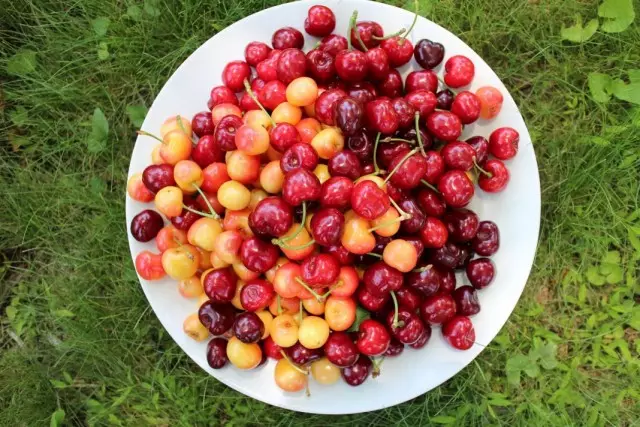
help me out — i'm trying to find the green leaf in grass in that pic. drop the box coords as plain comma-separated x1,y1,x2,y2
598,0,635,33
561,15,598,42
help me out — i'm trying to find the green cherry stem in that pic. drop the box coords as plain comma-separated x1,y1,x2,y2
411,264,433,273
371,28,406,41
298,299,303,325
365,252,383,259
367,212,410,233
371,356,385,378
279,350,309,375
273,202,306,245
192,183,220,219
414,112,427,156
243,79,276,128
295,277,326,302
181,203,217,219
382,137,415,145
474,159,493,177
373,132,383,175
347,11,358,51
277,238,316,252
399,0,419,43
383,148,419,185
421,179,439,193
276,294,283,315
389,196,411,219
136,130,163,143
390,290,405,329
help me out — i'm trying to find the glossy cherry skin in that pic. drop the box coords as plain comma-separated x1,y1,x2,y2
208,86,238,110
304,5,336,36
272,27,304,50
395,286,423,312
192,135,224,168
438,170,474,208
263,336,283,360
365,47,390,80
466,258,495,289
398,197,426,234
420,217,448,249
466,136,489,164
377,69,404,98
222,61,251,92
381,36,413,67
258,80,287,110
342,355,372,386
324,244,355,266
363,261,404,297
203,267,237,303
192,111,215,137
171,199,202,231
286,342,323,365
443,209,479,242
270,123,300,153
280,142,319,174
377,141,410,169
328,150,362,180
479,159,510,193
206,338,228,369
489,127,519,160
409,325,432,349
427,111,462,141
436,89,454,110
406,70,438,93
335,50,368,83
452,286,480,316
391,98,416,129
310,208,345,246
430,242,464,271
444,55,475,88
443,316,475,350
405,90,437,120
240,237,279,273
402,236,425,259
320,176,353,209
249,196,293,238
256,52,280,82
347,82,378,105
277,48,307,84
384,338,404,356
441,141,476,171
319,34,348,56
214,115,243,151
334,97,364,136
240,279,275,312
244,41,271,66
357,286,390,312
423,150,446,185
439,268,457,294
420,294,456,325
301,253,341,286
282,168,322,206
306,49,336,82
315,88,347,126
417,189,446,217
324,331,359,367
372,235,392,255
351,180,390,220
388,152,428,190
405,265,440,297
365,98,399,135
414,39,445,69
451,91,481,124
472,221,500,256
198,301,235,335
142,164,175,194
387,308,425,344
351,21,384,51
356,319,390,356
233,312,265,343
131,210,164,242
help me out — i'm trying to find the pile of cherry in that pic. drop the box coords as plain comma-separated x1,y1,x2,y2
128,4,519,393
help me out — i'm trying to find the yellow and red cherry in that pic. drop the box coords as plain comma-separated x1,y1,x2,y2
324,295,356,331
135,250,166,280
183,313,209,341
162,244,200,280
155,224,187,252
270,313,299,348
160,115,192,137
310,127,344,160
382,239,418,273
211,103,242,127
226,336,262,369
274,358,308,392
476,86,503,119
154,186,183,217
127,173,154,202
173,160,203,194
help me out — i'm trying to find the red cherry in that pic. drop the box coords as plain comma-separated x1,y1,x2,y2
452,286,480,316
258,80,287,110
436,89,455,110
335,50,368,82
319,34,348,56
395,286,424,311
438,170,474,208
442,316,475,350
356,319,390,356
466,258,495,289
391,98,416,129
214,114,243,151
351,180,390,220
208,86,238,110
405,90,437,120
408,326,432,349
387,152,428,189
380,37,413,67
363,261,403,297
479,159,510,192
324,244,355,266
310,208,345,247
206,338,228,368
357,286,390,312
131,210,163,242
272,27,304,50
269,123,300,153
328,150,362,180
301,253,340,286
365,98,399,135
472,221,500,256
384,338,404,356
192,111,215,137
347,82,378,105
286,342,323,365
256,54,280,82
342,355,372,386
350,21,383,51
386,308,425,344
277,48,307,84
377,69,404,98
365,47,390,80
191,134,224,168
264,336,283,360
441,141,476,171
304,5,336,37
320,176,354,209
377,141,410,168
282,168,322,206
398,197,426,234
444,55,475,88
244,41,272,66
443,209,479,242
489,127,519,160
248,196,294,238
222,61,251,93
466,136,489,164
240,237,279,274
334,98,364,137
417,189,446,216
420,294,456,325
306,49,336,82
171,199,202,231
405,70,438,93
203,267,237,303
420,217,449,248
405,265,440,297
324,331,359,367
414,39,445,69
427,111,462,141
281,142,319,174
402,236,425,259
430,243,464,272
239,91,259,111
451,91,481,124
315,88,347,126
240,279,276,312
422,150,445,184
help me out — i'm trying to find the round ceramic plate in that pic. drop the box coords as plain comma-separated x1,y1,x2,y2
126,0,540,415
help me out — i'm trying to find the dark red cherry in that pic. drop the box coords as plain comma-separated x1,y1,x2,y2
363,261,404,297
377,69,404,98
472,221,500,256
443,209,479,242
444,55,475,88
427,111,462,141
286,342,323,365
319,34,348,56
335,50,368,82
142,164,175,194
365,98,399,135
351,180,390,220
282,168,322,206
206,338,228,369
442,316,475,350
257,80,287,110
372,235,392,254
269,123,300,153
351,21,384,51
203,267,237,303
301,253,340,286
377,141,410,169
320,176,353,209
414,39,445,69
315,88,347,126
398,197,426,234
240,279,275,312
277,48,307,84
365,47,390,80
479,159,510,193
263,336,283,360
430,242,463,270
198,301,235,335
208,85,238,110
328,150,362,180
272,27,304,50
380,36,413,67
248,196,294,238
405,90,437,120
342,355,372,386
214,114,243,151
456,243,474,269
420,216,448,249
420,294,456,325
451,91,481,124
384,338,404,356
280,142,319,174
452,286,480,316
417,189,446,217
438,170,474,208
423,150,445,185
304,5,336,37
438,268,456,295
384,179,405,205
334,97,364,137
387,308,425,344
466,258,495,289
306,49,336,82
391,97,416,129
192,134,224,168
346,131,374,161
387,151,428,190
395,286,424,311
489,127,519,160
356,319,390,356
240,237,279,274
171,199,202,231
192,111,215,137
405,70,438,93
405,265,440,297
402,235,425,258
347,82,378,105
324,331,359,367
244,41,272,66
408,325,432,349
436,89,455,110
357,286,390,312
310,208,345,246
402,125,433,150
361,162,375,175
324,244,355,266
131,209,164,242
222,60,251,92
233,312,265,343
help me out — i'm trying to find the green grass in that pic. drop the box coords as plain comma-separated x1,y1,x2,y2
1,0,639,425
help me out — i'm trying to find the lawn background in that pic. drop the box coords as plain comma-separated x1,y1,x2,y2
1,0,638,425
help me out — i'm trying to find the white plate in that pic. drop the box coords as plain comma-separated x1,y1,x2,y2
126,0,540,415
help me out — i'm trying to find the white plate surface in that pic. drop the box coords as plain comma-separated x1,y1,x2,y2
126,0,540,414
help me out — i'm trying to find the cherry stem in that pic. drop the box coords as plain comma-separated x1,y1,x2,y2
353,17,368,51
365,252,382,259
298,299,303,325
273,202,306,245
371,356,385,378
192,184,220,219
412,264,433,273
400,0,419,41
136,130,163,143
371,28,406,41
176,114,189,135
414,112,427,156
243,79,276,127
367,213,410,233
279,350,309,375
181,203,217,219
382,137,414,144
474,159,492,177
277,238,316,252
420,179,439,193
389,196,410,218
373,132,382,175
390,290,403,329
383,148,419,185
347,10,358,51
295,277,325,302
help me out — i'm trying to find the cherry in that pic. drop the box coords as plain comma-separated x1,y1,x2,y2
342,355,372,386
192,135,224,168
356,319,390,356
222,61,251,92
365,47,390,80
451,91,481,124
387,151,427,189
430,242,464,270
335,50,368,82
272,27,304,50
277,48,307,84
264,336,283,360
381,36,414,67
406,70,438,93
377,141,410,169
391,98,416,129
442,316,475,350
315,88,347,126
240,279,275,312
372,234,392,254
384,338,404,356
244,41,271,66
257,80,287,110
171,199,203,231
206,338,228,369
420,294,456,325
256,53,280,82
472,221,500,256
240,237,279,273
417,189,446,217
420,216,448,249
414,39,444,69
457,243,474,269
436,89,454,110
319,34,348,56
208,86,238,109
398,197,426,234
422,150,445,185
304,5,336,37
361,162,375,175
334,97,364,136
323,331,358,367
489,127,519,160
479,159,510,192
320,176,354,209
357,286,389,312
310,208,344,246
377,69,404,98
402,236,425,259
302,253,341,287
466,136,489,164
439,268,457,295
248,196,293,238
328,150,362,180
280,142,319,174
347,82,378,105
269,123,300,153
306,49,336,82
203,267,237,303
385,181,406,204
282,168,322,206
405,265,440,297
405,90,437,120
131,209,164,242
443,209,479,242
427,111,462,141
466,258,495,289
350,21,383,51
408,325,432,349
285,342,323,365
198,301,235,335
214,115,243,151
233,312,265,344
351,180,390,220
452,286,480,316
365,98,399,135
438,170,474,208
324,244,355,266
395,286,423,311
444,55,475,88
192,111,215,137
142,164,175,193
363,261,404,297
387,308,425,344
